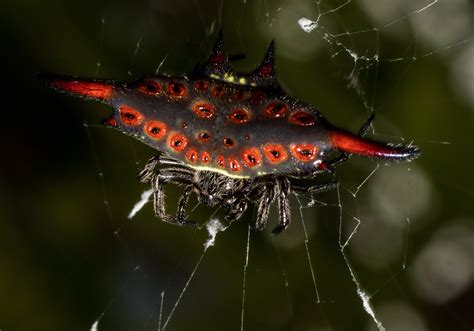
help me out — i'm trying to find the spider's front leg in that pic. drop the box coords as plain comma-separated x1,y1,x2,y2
138,154,196,227
150,174,172,223
158,168,198,227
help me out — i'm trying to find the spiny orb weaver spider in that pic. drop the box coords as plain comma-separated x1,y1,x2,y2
41,30,420,234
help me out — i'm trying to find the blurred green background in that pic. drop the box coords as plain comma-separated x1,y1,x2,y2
1,0,473,330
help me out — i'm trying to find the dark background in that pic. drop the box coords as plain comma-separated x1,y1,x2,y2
1,0,473,330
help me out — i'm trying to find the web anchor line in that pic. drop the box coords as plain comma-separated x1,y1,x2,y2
336,184,386,331
240,225,251,331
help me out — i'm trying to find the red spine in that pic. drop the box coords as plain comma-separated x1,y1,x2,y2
330,131,420,161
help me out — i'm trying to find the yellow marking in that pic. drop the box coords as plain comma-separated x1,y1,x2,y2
187,164,250,179
208,73,250,86
224,74,235,82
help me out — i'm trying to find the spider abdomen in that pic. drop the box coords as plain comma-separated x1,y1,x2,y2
106,77,334,178
44,72,418,178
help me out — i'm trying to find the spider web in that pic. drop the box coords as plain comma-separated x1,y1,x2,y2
62,1,472,330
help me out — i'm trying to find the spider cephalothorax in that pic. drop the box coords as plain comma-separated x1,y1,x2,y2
41,30,420,234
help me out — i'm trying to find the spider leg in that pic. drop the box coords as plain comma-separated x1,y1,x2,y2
253,179,276,231
140,154,197,227
159,167,195,183
174,184,197,227
138,153,188,183
150,173,174,223
292,181,337,194
255,190,273,231
358,111,375,137
271,177,291,235
138,155,161,183
224,195,248,222
157,168,197,227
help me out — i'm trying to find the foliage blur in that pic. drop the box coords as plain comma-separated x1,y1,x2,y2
1,0,472,330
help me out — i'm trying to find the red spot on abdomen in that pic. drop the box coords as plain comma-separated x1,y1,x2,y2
197,131,211,143
262,144,288,164
228,108,250,124
264,102,288,118
291,144,319,162
194,80,209,91
192,101,216,119
201,152,211,164
211,86,225,98
228,157,241,172
223,137,235,148
186,148,199,163
138,80,161,95
168,133,188,151
119,106,143,126
103,116,117,127
167,81,187,98
242,148,262,168
217,156,226,168
289,111,316,126
145,121,167,140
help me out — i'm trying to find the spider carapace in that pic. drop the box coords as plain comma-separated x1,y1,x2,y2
41,31,420,234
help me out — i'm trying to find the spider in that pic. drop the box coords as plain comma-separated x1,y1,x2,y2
41,30,420,234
